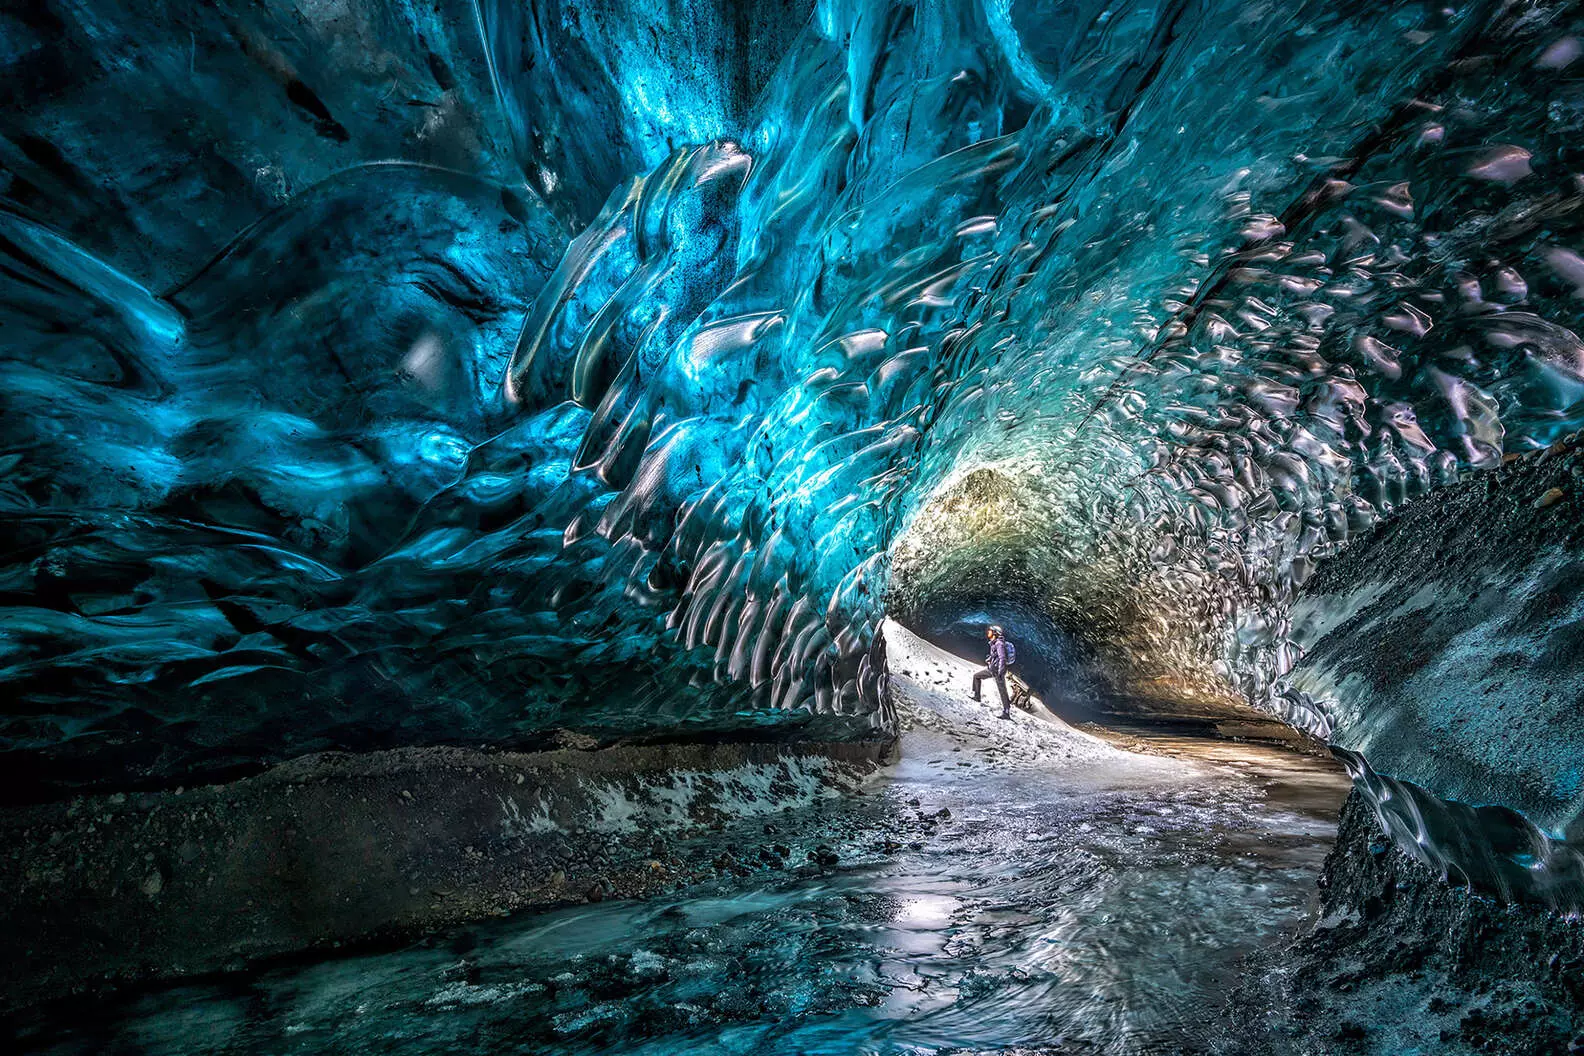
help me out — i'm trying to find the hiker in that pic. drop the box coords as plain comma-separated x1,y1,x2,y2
971,624,1015,719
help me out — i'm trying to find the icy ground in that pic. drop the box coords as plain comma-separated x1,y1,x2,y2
14,626,1349,1056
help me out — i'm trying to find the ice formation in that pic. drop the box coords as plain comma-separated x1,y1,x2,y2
4,0,1584,902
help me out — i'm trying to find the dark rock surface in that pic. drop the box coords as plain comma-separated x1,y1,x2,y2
1223,789,1584,1055
0,736,892,1011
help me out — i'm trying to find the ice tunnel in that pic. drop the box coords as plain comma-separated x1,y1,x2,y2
6,0,1584,1051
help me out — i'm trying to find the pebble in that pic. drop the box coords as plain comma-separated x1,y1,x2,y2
1535,487,1565,509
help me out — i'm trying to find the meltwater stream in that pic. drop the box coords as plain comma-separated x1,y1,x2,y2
13,627,1348,1056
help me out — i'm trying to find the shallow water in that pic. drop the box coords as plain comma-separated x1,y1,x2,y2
12,631,1348,1055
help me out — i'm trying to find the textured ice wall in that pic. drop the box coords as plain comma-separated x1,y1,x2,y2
885,0,1584,723
4,0,1584,811
0,0,873,799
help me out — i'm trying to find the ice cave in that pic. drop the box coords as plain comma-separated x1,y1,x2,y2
4,0,1584,1052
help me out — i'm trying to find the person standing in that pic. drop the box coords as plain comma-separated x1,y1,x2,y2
971,625,1014,719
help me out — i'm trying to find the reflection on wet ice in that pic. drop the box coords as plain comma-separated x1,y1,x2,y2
13,625,1348,1056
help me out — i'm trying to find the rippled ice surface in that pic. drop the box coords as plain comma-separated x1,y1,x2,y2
14,630,1347,1055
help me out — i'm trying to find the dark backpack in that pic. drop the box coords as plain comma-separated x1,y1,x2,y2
1004,641,1016,665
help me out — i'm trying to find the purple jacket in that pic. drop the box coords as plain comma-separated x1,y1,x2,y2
986,638,1008,677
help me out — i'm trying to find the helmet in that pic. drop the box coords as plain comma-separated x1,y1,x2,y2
987,625,1004,639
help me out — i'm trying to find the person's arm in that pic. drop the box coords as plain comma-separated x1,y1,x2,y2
991,639,1007,674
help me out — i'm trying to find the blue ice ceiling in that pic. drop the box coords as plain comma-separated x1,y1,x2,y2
3,0,1584,806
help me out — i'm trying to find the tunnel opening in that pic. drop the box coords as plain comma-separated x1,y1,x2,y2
892,589,1326,754
884,461,1311,745
895,598,1113,729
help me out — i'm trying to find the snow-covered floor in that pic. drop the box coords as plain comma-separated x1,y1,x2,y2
882,618,1193,781
887,620,1146,750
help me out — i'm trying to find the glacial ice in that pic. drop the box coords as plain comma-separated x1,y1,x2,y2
4,0,1584,903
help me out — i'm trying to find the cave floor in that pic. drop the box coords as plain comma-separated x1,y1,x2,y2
13,627,1349,1056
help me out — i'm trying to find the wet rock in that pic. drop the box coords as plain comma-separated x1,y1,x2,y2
1223,790,1584,1055
1336,1020,1367,1040
1535,487,1566,509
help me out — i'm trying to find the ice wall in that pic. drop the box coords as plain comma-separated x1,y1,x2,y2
1285,448,1584,911
4,0,1584,829
884,0,1584,723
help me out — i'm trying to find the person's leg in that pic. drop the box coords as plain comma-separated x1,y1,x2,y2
994,673,1012,718
972,668,991,701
